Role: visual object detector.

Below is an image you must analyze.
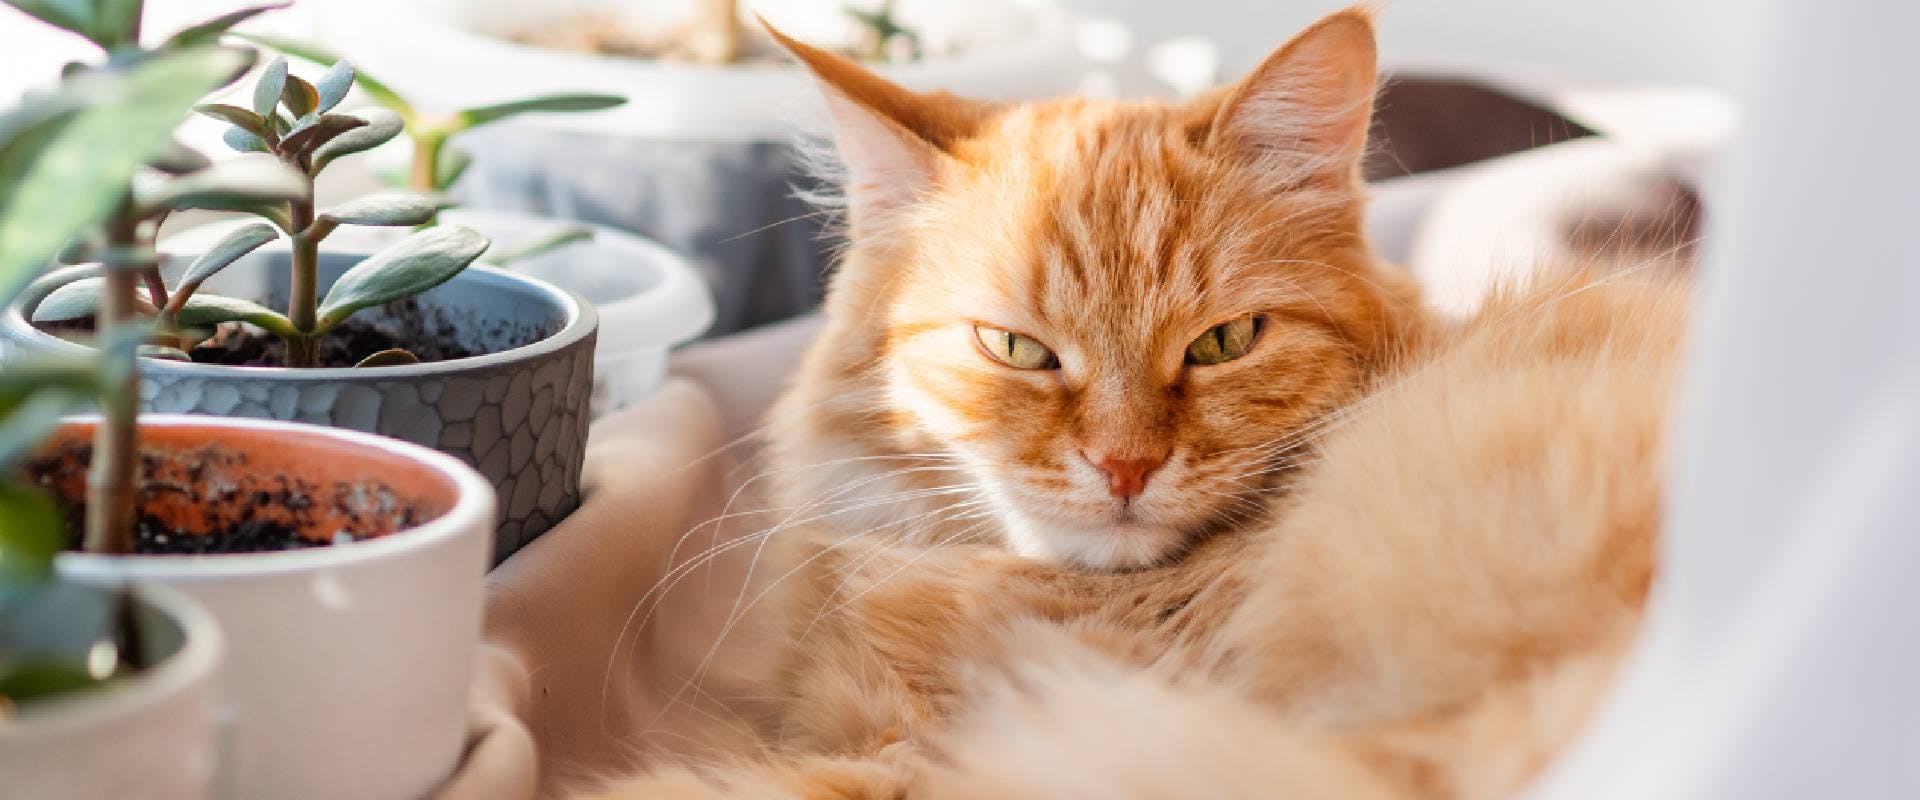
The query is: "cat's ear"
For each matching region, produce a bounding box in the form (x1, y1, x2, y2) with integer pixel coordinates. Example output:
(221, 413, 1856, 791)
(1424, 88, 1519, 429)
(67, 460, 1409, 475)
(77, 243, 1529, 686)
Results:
(1207, 8, 1378, 188)
(763, 21, 988, 227)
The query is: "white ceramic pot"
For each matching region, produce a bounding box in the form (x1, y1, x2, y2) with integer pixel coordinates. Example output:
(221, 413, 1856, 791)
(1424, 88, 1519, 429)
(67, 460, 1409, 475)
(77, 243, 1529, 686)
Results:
(455, 209, 715, 415)
(0, 583, 225, 800)
(317, 0, 1083, 142)
(48, 416, 495, 800)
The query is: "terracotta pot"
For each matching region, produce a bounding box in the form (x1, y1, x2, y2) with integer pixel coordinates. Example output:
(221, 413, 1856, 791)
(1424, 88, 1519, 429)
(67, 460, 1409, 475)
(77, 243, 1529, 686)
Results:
(0, 583, 224, 800)
(3, 251, 591, 562)
(32, 415, 494, 799)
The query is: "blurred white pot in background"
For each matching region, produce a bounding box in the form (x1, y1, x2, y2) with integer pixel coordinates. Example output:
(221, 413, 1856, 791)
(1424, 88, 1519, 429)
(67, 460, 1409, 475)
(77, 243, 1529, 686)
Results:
(314, 0, 1081, 142)
(307, 0, 1084, 336)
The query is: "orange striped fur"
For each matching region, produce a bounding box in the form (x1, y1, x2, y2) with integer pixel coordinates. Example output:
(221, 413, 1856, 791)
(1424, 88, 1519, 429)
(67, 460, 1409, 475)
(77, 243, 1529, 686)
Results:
(580, 8, 1688, 798)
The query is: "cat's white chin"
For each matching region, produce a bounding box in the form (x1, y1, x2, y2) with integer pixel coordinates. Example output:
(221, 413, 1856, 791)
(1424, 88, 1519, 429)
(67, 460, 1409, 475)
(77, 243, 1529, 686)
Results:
(1001, 511, 1186, 570)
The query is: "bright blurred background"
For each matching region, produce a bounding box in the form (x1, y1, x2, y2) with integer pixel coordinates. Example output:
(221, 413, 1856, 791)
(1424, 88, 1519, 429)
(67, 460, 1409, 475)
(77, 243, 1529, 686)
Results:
(0, 0, 1740, 337)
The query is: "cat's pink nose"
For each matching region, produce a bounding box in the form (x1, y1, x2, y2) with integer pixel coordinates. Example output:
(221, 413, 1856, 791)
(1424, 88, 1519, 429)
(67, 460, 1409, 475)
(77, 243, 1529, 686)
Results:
(1091, 454, 1167, 500)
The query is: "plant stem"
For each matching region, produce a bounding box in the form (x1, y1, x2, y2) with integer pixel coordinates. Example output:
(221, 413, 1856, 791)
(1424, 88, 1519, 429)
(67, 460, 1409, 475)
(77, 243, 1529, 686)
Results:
(691, 0, 742, 65)
(409, 131, 448, 227)
(409, 131, 443, 192)
(83, 206, 144, 556)
(140, 266, 168, 309)
(287, 196, 318, 367)
(285, 336, 317, 367)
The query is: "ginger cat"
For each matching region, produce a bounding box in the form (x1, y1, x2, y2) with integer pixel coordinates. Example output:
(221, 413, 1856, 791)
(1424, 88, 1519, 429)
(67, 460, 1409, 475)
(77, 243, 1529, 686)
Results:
(582, 8, 1687, 797)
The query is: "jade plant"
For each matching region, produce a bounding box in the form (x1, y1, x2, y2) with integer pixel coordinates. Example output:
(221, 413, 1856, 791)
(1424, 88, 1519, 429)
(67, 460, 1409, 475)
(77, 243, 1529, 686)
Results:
(233, 34, 625, 198)
(33, 54, 494, 369)
(845, 1, 922, 62)
(1, 1, 269, 710)
(224, 35, 622, 262)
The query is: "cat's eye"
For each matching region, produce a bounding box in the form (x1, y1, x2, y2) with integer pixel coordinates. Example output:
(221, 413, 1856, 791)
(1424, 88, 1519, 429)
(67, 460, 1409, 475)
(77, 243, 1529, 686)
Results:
(975, 326, 1059, 370)
(1186, 316, 1262, 365)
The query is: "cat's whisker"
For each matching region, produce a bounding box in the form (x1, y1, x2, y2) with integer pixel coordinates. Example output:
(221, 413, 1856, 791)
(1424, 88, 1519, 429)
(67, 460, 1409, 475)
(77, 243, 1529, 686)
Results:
(630, 669, 763, 747)
(608, 486, 985, 730)
(634, 480, 984, 634)
(717, 206, 841, 245)
(645, 498, 994, 732)
(601, 481, 984, 722)
(696, 500, 992, 674)
(1257, 256, 1404, 305)
(817, 498, 993, 589)
(800, 515, 1000, 635)
(667, 454, 978, 606)
(636, 480, 987, 629)
(710, 458, 997, 655)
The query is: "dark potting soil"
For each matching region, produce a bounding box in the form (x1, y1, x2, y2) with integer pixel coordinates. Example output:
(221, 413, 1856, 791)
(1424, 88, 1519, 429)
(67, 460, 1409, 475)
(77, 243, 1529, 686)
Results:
(22, 442, 419, 556)
(188, 299, 479, 367)
(34, 299, 484, 368)
(112, 511, 319, 554)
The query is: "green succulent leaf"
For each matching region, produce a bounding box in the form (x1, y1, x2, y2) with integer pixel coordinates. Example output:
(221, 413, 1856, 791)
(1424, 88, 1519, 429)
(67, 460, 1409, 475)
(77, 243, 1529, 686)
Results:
(0, 389, 83, 474)
(194, 103, 271, 140)
(453, 93, 626, 130)
(55, 236, 93, 265)
(136, 344, 192, 361)
(0, 483, 64, 585)
(316, 225, 489, 331)
(0, 108, 78, 300)
(175, 222, 278, 293)
(281, 74, 319, 118)
(253, 55, 288, 116)
(146, 138, 211, 175)
(165, 1, 292, 49)
(0, 100, 65, 154)
(33, 277, 111, 322)
(490, 225, 592, 266)
(32, 277, 165, 325)
(222, 125, 268, 154)
(353, 348, 419, 368)
(232, 33, 415, 120)
(133, 153, 306, 217)
(3, 0, 143, 50)
(280, 113, 365, 157)
(310, 108, 402, 173)
(0, 356, 99, 416)
(0, 659, 105, 700)
(172, 291, 295, 337)
(0, 47, 252, 309)
(435, 144, 472, 191)
(320, 192, 446, 228)
(165, 193, 293, 234)
(314, 60, 355, 114)
(283, 111, 317, 137)
(30, 278, 100, 322)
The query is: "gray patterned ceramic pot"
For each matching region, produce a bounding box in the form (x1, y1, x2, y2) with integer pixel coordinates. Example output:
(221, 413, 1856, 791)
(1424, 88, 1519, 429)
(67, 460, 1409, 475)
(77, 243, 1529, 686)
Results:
(3, 252, 596, 562)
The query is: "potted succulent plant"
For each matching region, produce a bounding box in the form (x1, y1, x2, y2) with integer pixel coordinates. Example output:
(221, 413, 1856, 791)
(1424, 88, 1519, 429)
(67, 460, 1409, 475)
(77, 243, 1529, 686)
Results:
(3, 12, 600, 556)
(0, 572, 223, 800)
(0, 2, 499, 796)
(218, 34, 715, 414)
(0, 45, 226, 799)
(309, 0, 1084, 335)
